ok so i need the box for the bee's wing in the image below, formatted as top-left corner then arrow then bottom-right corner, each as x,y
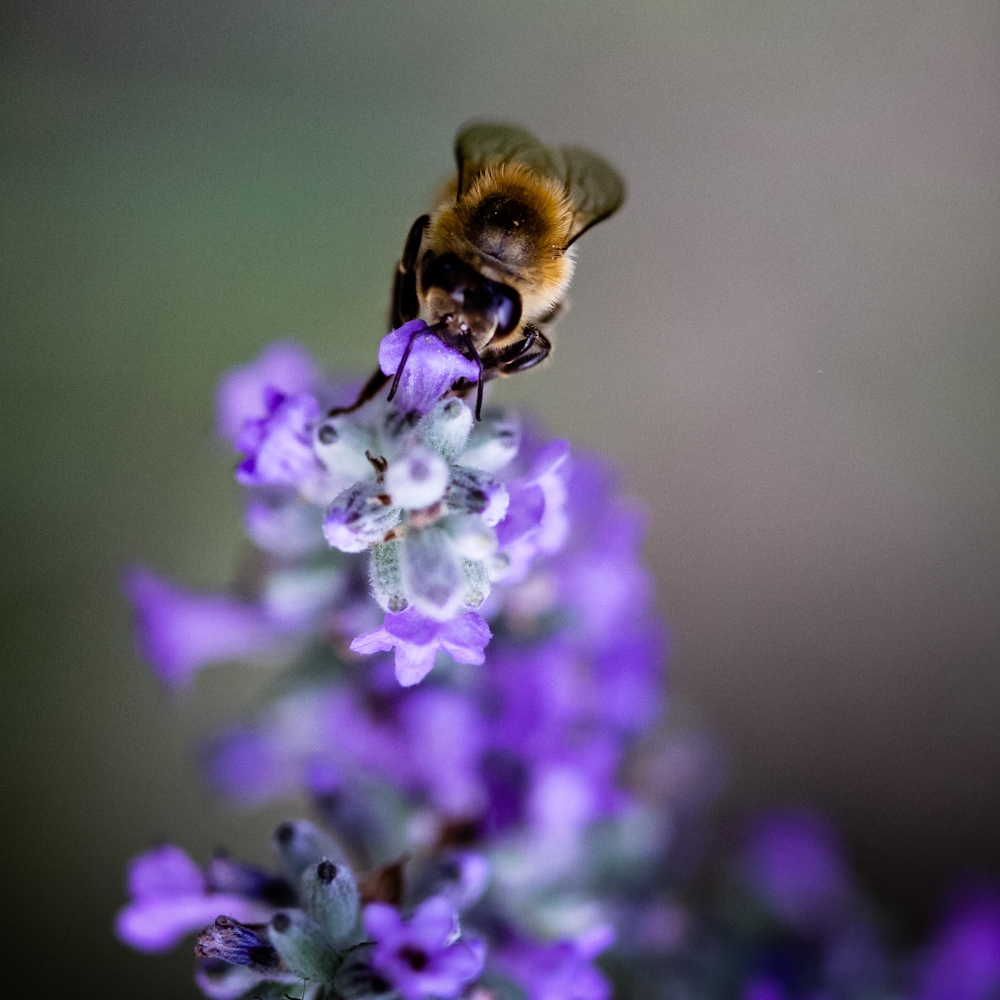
557,146 -> 626,247
454,122 -> 561,197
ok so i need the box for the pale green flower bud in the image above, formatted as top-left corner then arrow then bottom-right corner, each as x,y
419,397 -> 474,461
301,859 -> 361,949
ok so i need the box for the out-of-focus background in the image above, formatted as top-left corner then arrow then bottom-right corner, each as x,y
2,0 -> 999,995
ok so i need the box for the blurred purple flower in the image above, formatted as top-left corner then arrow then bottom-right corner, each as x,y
740,810 -> 852,933
243,497 -> 325,557
208,686 -> 406,802
919,890 -> 1000,1000
216,341 -> 318,442
400,688 -> 485,816
114,845 -> 273,953
494,439 -> 570,582
741,980 -> 787,1000
379,320 -> 480,415
235,390 -> 322,488
364,895 -> 484,1000
125,568 -> 286,686
350,607 -> 491,686
492,932 -> 612,1000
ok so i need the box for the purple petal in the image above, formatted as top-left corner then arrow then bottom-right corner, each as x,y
124,568 -> 285,686
115,893 -> 271,953
127,845 -> 204,900
494,481 -> 546,548
393,641 -> 440,687
379,321 -> 479,415
438,612 -> 492,665
530,439 -> 570,479
217,342 -> 317,442
410,895 -> 458,947
364,901 -> 404,941
351,609 -> 491,687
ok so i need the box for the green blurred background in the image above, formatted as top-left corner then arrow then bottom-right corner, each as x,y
2,0 -> 999,995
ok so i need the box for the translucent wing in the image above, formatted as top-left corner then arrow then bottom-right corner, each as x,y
454,122 -> 561,197
454,122 -> 625,248
558,145 -> 626,247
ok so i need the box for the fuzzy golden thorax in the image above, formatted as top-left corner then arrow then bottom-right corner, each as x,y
422,162 -> 577,322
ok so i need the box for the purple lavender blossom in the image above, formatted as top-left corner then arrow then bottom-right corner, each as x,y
740,810 -> 852,933
919,890 -> 1000,1000
235,389 -> 323,488
491,932 -> 612,1000
124,568 -> 287,686
364,895 -> 484,1000
741,981 -> 787,1000
493,439 -> 570,583
209,686 -> 407,803
216,341 -> 318,442
350,607 -> 492,686
115,845 -> 274,953
379,320 -> 480,415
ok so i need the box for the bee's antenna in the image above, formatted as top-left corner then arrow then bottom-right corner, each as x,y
387,320 -> 447,405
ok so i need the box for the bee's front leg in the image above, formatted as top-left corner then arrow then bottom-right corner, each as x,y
493,326 -> 552,374
389,214 -> 430,329
335,215 -> 432,418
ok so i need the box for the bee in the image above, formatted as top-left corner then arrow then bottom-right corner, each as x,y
338,122 -> 625,419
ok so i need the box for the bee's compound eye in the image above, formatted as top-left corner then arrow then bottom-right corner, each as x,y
493,284 -> 522,336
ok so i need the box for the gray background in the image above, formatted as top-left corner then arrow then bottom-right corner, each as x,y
2,0 -> 999,995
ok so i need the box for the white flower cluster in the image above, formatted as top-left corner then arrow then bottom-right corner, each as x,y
317,397 -> 520,622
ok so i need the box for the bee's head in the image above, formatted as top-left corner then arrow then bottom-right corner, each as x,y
420,252 -> 522,348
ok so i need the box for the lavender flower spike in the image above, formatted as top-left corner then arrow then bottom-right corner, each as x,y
351,607 -> 492,686
365,895 -> 484,1000
379,320 -> 480,415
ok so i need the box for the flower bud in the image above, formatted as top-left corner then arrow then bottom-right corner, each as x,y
384,447 -> 449,510
269,909 -> 341,984
445,467 -> 509,527
274,820 -> 347,878
195,916 -> 277,969
324,482 -> 401,553
301,859 -> 360,948
370,540 -> 408,613
401,526 -> 464,622
458,409 -> 521,472
419,398 -> 474,461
